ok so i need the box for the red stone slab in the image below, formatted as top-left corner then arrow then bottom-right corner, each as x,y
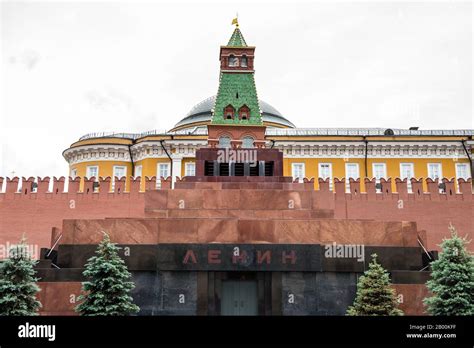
59,216 -> 420,247
37,282 -> 82,314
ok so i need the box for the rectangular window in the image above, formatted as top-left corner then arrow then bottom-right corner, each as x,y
112,166 -> 127,191
157,163 -> 170,189
291,163 -> 305,181
427,163 -> 442,180
185,162 -> 196,176
372,163 -> 386,193
400,163 -> 414,192
455,163 -> 470,192
70,168 -> 78,179
455,163 -> 469,180
319,163 -> 333,190
372,163 -> 387,180
158,163 -> 170,178
134,165 -> 143,178
113,166 -> 127,179
345,163 -> 360,193
86,166 -> 99,180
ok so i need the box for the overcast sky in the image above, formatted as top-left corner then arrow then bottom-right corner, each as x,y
0,0 -> 472,178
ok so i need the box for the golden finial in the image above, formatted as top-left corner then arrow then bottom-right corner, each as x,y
231,14 -> 239,28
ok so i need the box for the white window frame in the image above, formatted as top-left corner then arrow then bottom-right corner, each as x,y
70,168 -> 78,179
113,165 -> 127,179
455,163 -> 470,192
427,163 -> 442,180
345,163 -> 360,193
372,163 -> 387,193
157,163 -> 170,189
455,163 -> 469,180
185,162 -> 196,176
112,165 -> 127,191
399,163 -> 415,193
134,165 -> 143,179
291,163 -> 305,182
158,163 -> 170,178
372,163 -> 387,180
318,163 -> 333,190
86,166 -> 99,180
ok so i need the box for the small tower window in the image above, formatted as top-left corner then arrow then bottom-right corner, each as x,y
242,136 -> 254,149
241,55 -> 248,67
224,105 -> 235,120
228,55 -> 239,67
238,105 -> 250,120
218,136 -> 231,148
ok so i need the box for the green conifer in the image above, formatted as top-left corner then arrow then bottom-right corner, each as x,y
76,232 -> 139,315
424,224 -> 474,315
0,236 -> 41,315
347,253 -> 403,316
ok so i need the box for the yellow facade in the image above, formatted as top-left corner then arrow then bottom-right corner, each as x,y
68,150 -> 470,193
284,157 -> 470,192
70,160 -> 133,191
133,158 -> 172,191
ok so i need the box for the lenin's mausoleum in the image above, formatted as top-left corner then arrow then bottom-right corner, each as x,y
0,24 -> 473,316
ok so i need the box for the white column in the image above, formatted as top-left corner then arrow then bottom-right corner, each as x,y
171,157 -> 182,189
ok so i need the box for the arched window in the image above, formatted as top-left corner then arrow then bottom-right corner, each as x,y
241,55 -> 248,67
238,105 -> 250,120
241,136 -> 254,149
219,136 -> 231,148
228,55 -> 239,67
224,105 -> 235,120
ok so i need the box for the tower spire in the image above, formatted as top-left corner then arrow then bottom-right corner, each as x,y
227,28 -> 247,47
228,15 -> 247,47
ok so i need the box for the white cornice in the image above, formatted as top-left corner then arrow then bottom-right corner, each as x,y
63,144 -> 131,165
63,140 -> 471,165
273,143 -> 468,159
131,142 -> 206,162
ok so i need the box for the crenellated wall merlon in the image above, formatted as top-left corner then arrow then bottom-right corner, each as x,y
0,176 -> 472,201
331,177 -> 473,201
0,176 -> 158,197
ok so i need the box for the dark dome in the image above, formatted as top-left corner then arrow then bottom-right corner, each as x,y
173,96 -> 295,129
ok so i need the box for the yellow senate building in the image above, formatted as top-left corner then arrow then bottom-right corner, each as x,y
62,26 -> 474,193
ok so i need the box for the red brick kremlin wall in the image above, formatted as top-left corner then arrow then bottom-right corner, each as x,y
0,176 -> 147,257
324,177 -> 474,251
0,176 -> 472,258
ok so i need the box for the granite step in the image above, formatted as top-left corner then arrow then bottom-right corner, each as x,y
145,189 -> 322,211
145,208 -> 334,219
174,181 -> 314,191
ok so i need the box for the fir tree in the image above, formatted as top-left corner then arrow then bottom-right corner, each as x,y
76,232 -> 139,315
0,236 -> 41,315
424,224 -> 474,315
347,253 -> 403,316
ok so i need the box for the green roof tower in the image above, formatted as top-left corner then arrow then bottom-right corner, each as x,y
211,22 -> 262,126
